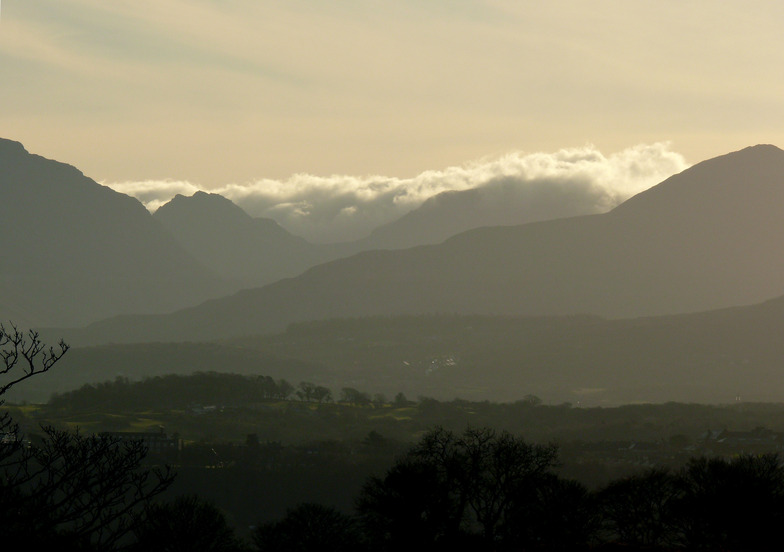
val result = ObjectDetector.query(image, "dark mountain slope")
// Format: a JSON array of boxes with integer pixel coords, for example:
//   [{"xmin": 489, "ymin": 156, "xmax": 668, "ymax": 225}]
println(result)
[
  {"xmin": 0, "ymin": 138, "xmax": 227, "ymax": 326},
  {"xmin": 153, "ymin": 191, "xmax": 340, "ymax": 287}
]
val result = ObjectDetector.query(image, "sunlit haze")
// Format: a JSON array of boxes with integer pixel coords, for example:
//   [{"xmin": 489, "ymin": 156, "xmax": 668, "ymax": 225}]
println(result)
[{"xmin": 2, "ymin": 0, "xmax": 781, "ymax": 188}]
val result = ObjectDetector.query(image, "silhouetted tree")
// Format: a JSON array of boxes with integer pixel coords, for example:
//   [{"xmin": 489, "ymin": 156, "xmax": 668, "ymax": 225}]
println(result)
[
  {"xmin": 131, "ymin": 495, "xmax": 244, "ymax": 552},
  {"xmin": 519, "ymin": 394, "xmax": 542, "ymax": 407},
  {"xmin": 253, "ymin": 502, "xmax": 363, "ymax": 552},
  {"xmin": 274, "ymin": 378, "xmax": 294, "ymax": 400},
  {"xmin": 0, "ymin": 324, "xmax": 174, "ymax": 549},
  {"xmin": 295, "ymin": 381, "xmax": 333, "ymax": 403},
  {"xmin": 500, "ymin": 473, "xmax": 598, "ymax": 551},
  {"xmin": 673, "ymin": 454, "xmax": 784, "ymax": 551},
  {"xmin": 340, "ymin": 387, "xmax": 371, "ymax": 405},
  {"xmin": 371, "ymin": 393, "xmax": 387, "ymax": 407},
  {"xmin": 2, "ymin": 425, "xmax": 175, "ymax": 549},
  {"xmin": 357, "ymin": 459, "xmax": 455, "ymax": 550},
  {"xmin": 357, "ymin": 426, "xmax": 559, "ymax": 549},
  {"xmin": 598, "ymin": 467, "xmax": 680, "ymax": 548},
  {"xmin": 392, "ymin": 392, "xmax": 410, "ymax": 407}
]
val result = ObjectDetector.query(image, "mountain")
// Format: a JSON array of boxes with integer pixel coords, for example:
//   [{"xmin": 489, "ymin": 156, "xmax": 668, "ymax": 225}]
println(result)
[
  {"xmin": 0, "ymin": 138, "xmax": 228, "ymax": 327},
  {"xmin": 70, "ymin": 144, "xmax": 784, "ymax": 344},
  {"xmin": 153, "ymin": 191, "xmax": 343, "ymax": 287},
  {"xmin": 363, "ymin": 177, "xmax": 611, "ymax": 250}
]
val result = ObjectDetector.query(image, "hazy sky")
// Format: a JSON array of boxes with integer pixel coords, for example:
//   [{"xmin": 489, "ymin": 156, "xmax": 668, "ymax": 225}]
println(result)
[{"xmin": 2, "ymin": 0, "xmax": 782, "ymax": 187}]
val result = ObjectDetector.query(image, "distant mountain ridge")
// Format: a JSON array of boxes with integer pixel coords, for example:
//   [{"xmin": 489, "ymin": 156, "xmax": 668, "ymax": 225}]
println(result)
[
  {"xmin": 69, "ymin": 144, "xmax": 784, "ymax": 344},
  {"xmin": 363, "ymin": 175, "xmax": 614, "ymax": 250},
  {"xmin": 153, "ymin": 191, "xmax": 334, "ymax": 287},
  {"xmin": 0, "ymin": 138, "xmax": 229, "ymax": 326}
]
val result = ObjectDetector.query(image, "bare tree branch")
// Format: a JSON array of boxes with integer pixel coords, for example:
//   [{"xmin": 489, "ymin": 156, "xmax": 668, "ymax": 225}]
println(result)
[
  {"xmin": 0, "ymin": 322, "xmax": 173, "ymax": 548},
  {"xmin": 0, "ymin": 322, "xmax": 69, "ymax": 397}
]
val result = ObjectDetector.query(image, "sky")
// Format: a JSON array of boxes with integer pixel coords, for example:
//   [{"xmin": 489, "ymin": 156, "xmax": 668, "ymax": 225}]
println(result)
[{"xmin": 2, "ymin": 1, "xmax": 783, "ymax": 240}]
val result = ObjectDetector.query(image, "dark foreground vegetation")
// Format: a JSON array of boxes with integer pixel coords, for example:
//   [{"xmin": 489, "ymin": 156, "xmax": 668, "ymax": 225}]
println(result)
[
  {"xmin": 5, "ymin": 419, "xmax": 784, "ymax": 551},
  {"xmin": 5, "ymin": 325, "xmax": 784, "ymax": 550},
  {"xmin": 255, "ymin": 427, "xmax": 784, "ymax": 552}
]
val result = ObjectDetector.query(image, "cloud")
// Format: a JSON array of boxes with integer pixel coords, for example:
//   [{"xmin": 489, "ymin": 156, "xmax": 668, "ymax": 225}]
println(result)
[
  {"xmin": 107, "ymin": 180, "xmax": 201, "ymax": 213},
  {"xmin": 104, "ymin": 143, "xmax": 688, "ymax": 243}
]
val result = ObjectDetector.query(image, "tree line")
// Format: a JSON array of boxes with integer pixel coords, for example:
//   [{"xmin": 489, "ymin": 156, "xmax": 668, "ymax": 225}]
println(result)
[{"xmin": 47, "ymin": 372, "xmax": 412, "ymax": 411}]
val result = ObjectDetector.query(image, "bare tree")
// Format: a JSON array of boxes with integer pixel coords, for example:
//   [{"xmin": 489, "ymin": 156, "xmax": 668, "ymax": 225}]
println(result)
[
  {"xmin": 3, "ymin": 427, "xmax": 174, "ymax": 549},
  {"xmin": 0, "ymin": 322, "xmax": 69, "ymax": 396},
  {"xmin": 0, "ymin": 322, "xmax": 69, "ymax": 472},
  {"xmin": 0, "ymin": 322, "xmax": 174, "ymax": 549}
]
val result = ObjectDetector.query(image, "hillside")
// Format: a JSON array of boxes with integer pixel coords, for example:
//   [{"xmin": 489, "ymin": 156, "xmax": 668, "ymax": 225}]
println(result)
[
  {"xmin": 153, "ymin": 191, "xmax": 341, "ymax": 287},
  {"xmin": 71, "ymin": 145, "xmax": 784, "ymax": 343},
  {"xmin": 0, "ymin": 139, "xmax": 228, "ymax": 326},
  {"xmin": 29, "ymin": 294, "xmax": 784, "ymax": 405}
]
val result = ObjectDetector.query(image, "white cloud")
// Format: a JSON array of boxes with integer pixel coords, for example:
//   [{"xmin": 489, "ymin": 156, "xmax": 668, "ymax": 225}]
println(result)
[
  {"xmin": 104, "ymin": 143, "xmax": 688, "ymax": 243},
  {"xmin": 107, "ymin": 180, "xmax": 201, "ymax": 213}
]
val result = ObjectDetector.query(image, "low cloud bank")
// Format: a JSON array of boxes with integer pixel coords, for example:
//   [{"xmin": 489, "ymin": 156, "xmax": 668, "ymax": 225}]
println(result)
[{"xmin": 106, "ymin": 143, "xmax": 688, "ymax": 243}]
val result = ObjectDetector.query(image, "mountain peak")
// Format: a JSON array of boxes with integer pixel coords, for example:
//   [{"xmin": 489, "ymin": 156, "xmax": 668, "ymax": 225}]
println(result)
[
  {"xmin": 738, "ymin": 143, "xmax": 781, "ymax": 151},
  {"xmin": 155, "ymin": 190, "xmax": 251, "ymax": 222},
  {"xmin": 696, "ymin": 143, "xmax": 784, "ymax": 166},
  {"xmin": 712, "ymin": 143, "xmax": 784, "ymax": 165},
  {"xmin": 192, "ymin": 190, "xmax": 226, "ymax": 201},
  {"xmin": 0, "ymin": 138, "xmax": 35, "ymax": 169},
  {"xmin": 0, "ymin": 138, "xmax": 28, "ymax": 156},
  {"xmin": 610, "ymin": 143, "xmax": 784, "ymax": 219},
  {"xmin": 152, "ymin": 187, "xmax": 328, "ymax": 288}
]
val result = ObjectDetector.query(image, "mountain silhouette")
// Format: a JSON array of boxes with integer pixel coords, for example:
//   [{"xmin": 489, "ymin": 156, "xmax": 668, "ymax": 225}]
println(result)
[
  {"xmin": 0, "ymin": 138, "xmax": 228, "ymax": 326},
  {"xmin": 363, "ymin": 175, "xmax": 614, "ymax": 250},
  {"xmin": 71, "ymin": 144, "xmax": 784, "ymax": 343},
  {"xmin": 153, "ymin": 191, "xmax": 341, "ymax": 287}
]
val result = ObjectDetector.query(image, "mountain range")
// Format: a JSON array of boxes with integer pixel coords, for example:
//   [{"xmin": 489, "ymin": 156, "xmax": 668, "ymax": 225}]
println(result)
[
  {"xmin": 6, "ymin": 138, "xmax": 784, "ymax": 405},
  {"xmin": 6, "ymin": 137, "xmax": 567, "ymax": 326},
  {"xmin": 59, "ymin": 144, "xmax": 784, "ymax": 344}
]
